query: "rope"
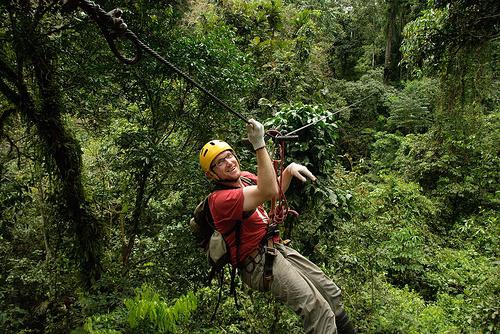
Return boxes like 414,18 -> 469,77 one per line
66,0 -> 249,124
63,0 -> 378,136
285,90 -> 378,136
267,130 -> 299,231
127,31 -> 250,123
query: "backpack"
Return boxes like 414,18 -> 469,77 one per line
189,176 -> 256,273
189,176 -> 256,320
189,194 -> 230,272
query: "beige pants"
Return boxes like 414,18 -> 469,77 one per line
240,244 -> 343,334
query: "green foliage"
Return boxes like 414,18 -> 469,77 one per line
422,248 -> 499,333
321,1 -> 386,80
401,0 -> 499,77
83,284 -> 197,334
329,70 -> 388,160
394,131 -> 497,222
385,77 -> 438,133
401,6 -> 449,76
0,0 -> 498,333
264,102 -> 341,175
212,0 -> 327,102
171,23 -> 256,102
424,248 -> 496,295
450,210 -> 499,257
346,173 -> 438,290
379,226 -> 429,282
310,166 -> 498,333
370,282 -> 461,334
370,102 -> 499,227
125,285 -> 197,333
371,132 -> 404,171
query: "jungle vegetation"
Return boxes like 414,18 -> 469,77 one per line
0,0 -> 498,333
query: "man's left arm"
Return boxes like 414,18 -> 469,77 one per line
279,163 -> 316,194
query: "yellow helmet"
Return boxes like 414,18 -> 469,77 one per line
199,140 -> 234,179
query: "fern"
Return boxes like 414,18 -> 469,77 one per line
124,284 -> 197,333
82,284 -> 197,333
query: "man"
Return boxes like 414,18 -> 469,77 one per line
199,119 -> 356,334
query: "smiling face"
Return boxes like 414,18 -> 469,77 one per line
210,150 -> 241,181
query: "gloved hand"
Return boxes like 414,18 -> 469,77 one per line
287,162 -> 317,182
246,118 -> 266,150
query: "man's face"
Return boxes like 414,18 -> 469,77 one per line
211,150 -> 241,181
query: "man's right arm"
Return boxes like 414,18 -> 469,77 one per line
242,119 -> 279,211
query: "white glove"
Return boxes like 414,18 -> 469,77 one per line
246,118 -> 266,150
287,162 -> 317,182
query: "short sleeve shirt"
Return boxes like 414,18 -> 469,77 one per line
208,171 -> 270,266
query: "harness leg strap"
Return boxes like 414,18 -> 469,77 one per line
263,239 -> 277,290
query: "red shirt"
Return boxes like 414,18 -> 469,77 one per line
208,172 -> 270,266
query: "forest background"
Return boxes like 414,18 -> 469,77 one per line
0,0 -> 498,333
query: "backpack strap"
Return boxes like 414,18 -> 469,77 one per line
240,176 -> 255,186
213,176 -> 256,220
209,175 -> 257,274
213,175 -> 256,191
210,269 -> 225,323
230,220 -> 242,310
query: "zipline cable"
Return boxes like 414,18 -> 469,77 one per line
284,91 -> 378,136
127,30 -> 250,124
62,0 -> 250,124
61,0 -> 378,135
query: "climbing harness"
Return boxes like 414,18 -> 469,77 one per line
267,130 -> 299,235
257,130 -> 299,289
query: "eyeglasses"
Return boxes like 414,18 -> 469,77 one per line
211,152 -> 235,169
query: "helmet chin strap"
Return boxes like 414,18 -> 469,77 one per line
215,173 -> 241,183
217,177 -> 240,183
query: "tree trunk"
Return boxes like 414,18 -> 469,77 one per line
384,0 -> 399,84
122,164 -> 152,269
31,39 -> 102,288
0,6 -> 102,288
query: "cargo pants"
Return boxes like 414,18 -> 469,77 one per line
240,243 -> 343,334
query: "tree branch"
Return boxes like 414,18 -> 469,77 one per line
33,0 -> 60,32
0,107 -> 16,132
3,133 -> 22,168
122,164 -> 152,267
128,245 -> 177,269
0,57 -> 20,88
0,79 -> 21,106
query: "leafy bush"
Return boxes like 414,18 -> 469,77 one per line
264,102 -> 341,176
371,107 -> 499,228
370,283 -> 461,334
379,226 -> 430,287
450,210 -> 499,257
125,285 -> 197,333
82,284 -> 197,334
423,248 -> 498,331
384,78 -> 439,134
